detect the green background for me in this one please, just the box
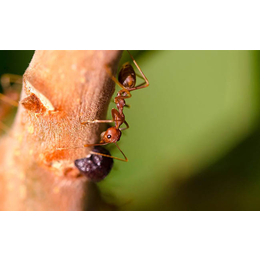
[1,50,260,210]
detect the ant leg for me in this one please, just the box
[114,89,133,103]
[82,110,124,126]
[81,119,124,125]
[90,142,128,162]
[136,73,143,79]
[120,120,129,131]
[55,143,105,152]
[127,50,149,91]
[133,73,147,89]
[84,143,106,147]
[105,65,132,99]
[55,143,128,162]
[81,119,114,125]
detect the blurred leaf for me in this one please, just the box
[99,51,260,210]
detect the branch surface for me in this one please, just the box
[0,50,122,210]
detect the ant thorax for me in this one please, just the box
[115,97,126,112]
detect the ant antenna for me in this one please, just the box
[56,142,128,162]
[84,143,128,162]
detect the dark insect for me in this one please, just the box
[74,146,114,182]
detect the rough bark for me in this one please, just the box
[0,50,122,210]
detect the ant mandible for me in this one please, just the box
[81,50,149,162]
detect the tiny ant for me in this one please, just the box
[81,50,149,162]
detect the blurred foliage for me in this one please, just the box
[100,50,260,210]
[1,50,260,210]
[0,51,34,83]
[0,51,34,132]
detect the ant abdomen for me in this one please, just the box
[118,62,136,89]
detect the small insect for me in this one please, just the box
[81,50,149,162]
[74,146,114,182]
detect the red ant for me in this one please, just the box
[81,50,149,162]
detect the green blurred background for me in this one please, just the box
[1,50,260,210]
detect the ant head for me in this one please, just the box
[118,62,136,89]
[100,126,121,144]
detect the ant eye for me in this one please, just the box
[107,135,111,139]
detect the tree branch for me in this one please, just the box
[0,50,123,210]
